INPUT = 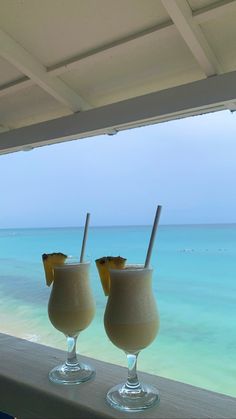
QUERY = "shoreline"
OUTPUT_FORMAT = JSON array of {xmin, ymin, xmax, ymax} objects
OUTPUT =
[{"xmin": 1, "ymin": 310, "xmax": 236, "ymax": 400}]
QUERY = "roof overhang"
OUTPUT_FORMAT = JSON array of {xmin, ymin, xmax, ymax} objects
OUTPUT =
[
  {"xmin": 1, "ymin": 0, "xmax": 236, "ymax": 154},
  {"xmin": 0, "ymin": 69, "xmax": 235, "ymax": 154}
]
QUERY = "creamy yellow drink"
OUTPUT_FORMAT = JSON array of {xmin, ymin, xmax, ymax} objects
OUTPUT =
[
  {"xmin": 102, "ymin": 205, "xmax": 162, "ymax": 411},
  {"xmin": 43, "ymin": 250, "xmax": 95, "ymax": 384},
  {"xmin": 48, "ymin": 262, "xmax": 95, "ymax": 337},
  {"xmin": 104, "ymin": 266, "xmax": 159, "ymax": 353}
]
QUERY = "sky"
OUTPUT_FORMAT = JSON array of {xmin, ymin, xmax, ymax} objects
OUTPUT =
[{"xmin": 0, "ymin": 110, "xmax": 236, "ymax": 228}]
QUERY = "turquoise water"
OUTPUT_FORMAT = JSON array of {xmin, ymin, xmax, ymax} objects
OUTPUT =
[{"xmin": 0, "ymin": 224, "xmax": 236, "ymax": 397}]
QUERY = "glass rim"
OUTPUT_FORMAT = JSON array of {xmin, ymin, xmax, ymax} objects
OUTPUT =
[
  {"xmin": 54, "ymin": 260, "xmax": 90, "ymax": 269},
  {"xmin": 109, "ymin": 264, "xmax": 153, "ymax": 273}
]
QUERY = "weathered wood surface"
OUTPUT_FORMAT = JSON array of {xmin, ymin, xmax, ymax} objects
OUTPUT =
[{"xmin": 0, "ymin": 333, "xmax": 235, "ymax": 419}]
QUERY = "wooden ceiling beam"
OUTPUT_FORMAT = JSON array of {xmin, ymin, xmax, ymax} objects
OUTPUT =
[
  {"xmin": 0, "ymin": 76, "xmax": 33, "ymax": 97},
  {"xmin": 47, "ymin": 21, "xmax": 173, "ymax": 76},
  {"xmin": 161, "ymin": 0, "xmax": 223, "ymax": 77},
  {"xmin": 0, "ymin": 0, "xmax": 235, "ymax": 97},
  {"xmin": 1, "ymin": 70, "xmax": 236, "ymax": 155},
  {"xmin": 0, "ymin": 29, "xmax": 90, "ymax": 111},
  {"xmin": 193, "ymin": 0, "xmax": 236, "ymax": 24}
]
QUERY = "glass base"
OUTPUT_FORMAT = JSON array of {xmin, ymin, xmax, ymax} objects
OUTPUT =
[
  {"xmin": 106, "ymin": 382, "xmax": 160, "ymax": 412},
  {"xmin": 49, "ymin": 361, "xmax": 95, "ymax": 385}
]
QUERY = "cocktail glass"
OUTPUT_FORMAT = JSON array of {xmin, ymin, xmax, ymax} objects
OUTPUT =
[
  {"xmin": 104, "ymin": 265, "xmax": 160, "ymax": 411},
  {"xmin": 48, "ymin": 261, "xmax": 95, "ymax": 384}
]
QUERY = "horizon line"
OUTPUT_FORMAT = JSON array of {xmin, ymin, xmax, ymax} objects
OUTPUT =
[{"xmin": 0, "ymin": 222, "xmax": 236, "ymax": 230}]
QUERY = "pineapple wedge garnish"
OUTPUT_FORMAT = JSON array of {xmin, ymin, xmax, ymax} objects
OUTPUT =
[
  {"xmin": 95, "ymin": 256, "xmax": 126, "ymax": 296},
  {"xmin": 42, "ymin": 253, "xmax": 67, "ymax": 286}
]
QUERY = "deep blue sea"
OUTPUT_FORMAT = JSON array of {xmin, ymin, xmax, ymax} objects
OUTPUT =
[{"xmin": 0, "ymin": 224, "xmax": 235, "ymax": 397}]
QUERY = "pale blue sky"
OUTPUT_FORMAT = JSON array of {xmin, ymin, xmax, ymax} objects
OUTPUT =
[{"xmin": 1, "ymin": 110, "xmax": 236, "ymax": 228}]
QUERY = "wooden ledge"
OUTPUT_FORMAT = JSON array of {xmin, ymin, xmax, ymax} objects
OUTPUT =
[{"xmin": 0, "ymin": 333, "xmax": 236, "ymax": 419}]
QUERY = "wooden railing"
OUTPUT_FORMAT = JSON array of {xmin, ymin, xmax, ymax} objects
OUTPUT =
[{"xmin": 0, "ymin": 333, "xmax": 235, "ymax": 419}]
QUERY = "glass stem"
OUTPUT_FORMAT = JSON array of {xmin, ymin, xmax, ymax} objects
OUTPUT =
[
  {"xmin": 125, "ymin": 352, "xmax": 141, "ymax": 390},
  {"xmin": 66, "ymin": 335, "xmax": 79, "ymax": 367}
]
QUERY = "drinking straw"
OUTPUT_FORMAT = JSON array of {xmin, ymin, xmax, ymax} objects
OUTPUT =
[
  {"xmin": 144, "ymin": 205, "xmax": 162, "ymax": 268},
  {"xmin": 80, "ymin": 212, "xmax": 90, "ymax": 263}
]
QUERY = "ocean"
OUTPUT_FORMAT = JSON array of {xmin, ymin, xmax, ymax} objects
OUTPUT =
[{"xmin": 0, "ymin": 224, "xmax": 235, "ymax": 397}]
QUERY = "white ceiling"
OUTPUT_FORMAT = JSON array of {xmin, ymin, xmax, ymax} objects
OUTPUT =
[{"xmin": 0, "ymin": 0, "xmax": 236, "ymax": 153}]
